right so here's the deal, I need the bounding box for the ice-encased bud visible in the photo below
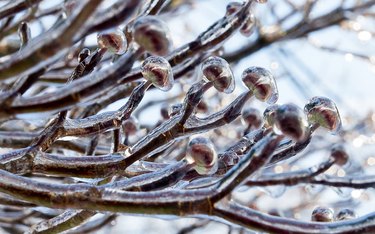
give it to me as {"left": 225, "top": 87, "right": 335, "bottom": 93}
{"left": 226, "top": 2, "right": 256, "bottom": 37}
{"left": 201, "top": 56, "right": 235, "bottom": 93}
{"left": 122, "top": 116, "right": 139, "bottom": 135}
{"left": 18, "top": 21, "right": 31, "bottom": 47}
{"left": 335, "top": 208, "right": 356, "bottom": 221}
{"left": 78, "top": 48, "right": 91, "bottom": 63}
{"left": 304, "top": 96, "right": 342, "bottom": 133}
{"left": 263, "top": 104, "right": 279, "bottom": 127}
{"left": 330, "top": 144, "right": 349, "bottom": 166}
{"left": 242, "top": 67, "right": 278, "bottom": 104}
{"left": 311, "top": 207, "right": 334, "bottom": 222}
{"left": 132, "top": 16, "right": 172, "bottom": 56}
{"left": 241, "top": 107, "right": 262, "bottom": 129}
{"left": 255, "top": 0, "right": 267, "bottom": 3}
{"left": 240, "top": 12, "right": 255, "bottom": 37}
{"left": 141, "top": 56, "right": 174, "bottom": 91}
{"left": 274, "top": 104, "right": 308, "bottom": 142}
{"left": 186, "top": 137, "right": 218, "bottom": 175}
{"left": 97, "top": 28, "right": 127, "bottom": 55}
{"left": 226, "top": 2, "right": 242, "bottom": 16}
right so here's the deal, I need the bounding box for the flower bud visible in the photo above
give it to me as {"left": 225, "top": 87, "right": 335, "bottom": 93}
{"left": 240, "top": 12, "right": 255, "bottom": 37}
{"left": 186, "top": 137, "right": 218, "bottom": 175}
{"left": 201, "top": 56, "right": 235, "bottom": 93}
{"left": 122, "top": 117, "right": 139, "bottom": 135}
{"left": 274, "top": 104, "right": 308, "bottom": 141}
{"left": 226, "top": 2, "right": 242, "bottom": 16}
{"left": 263, "top": 104, "right": 279, "bottom": 127}
{"left": 304, "top": 96, "right": 342, "bottom": 133}
{"left": 141, "top": 56, "right": 174, "bottom": 91}
{"left": 242, "top": 67, "right": 278, "bottom": 104}
{"left": 97, "top": 28, "right": 127, "bottom": 55}
{"left": 241, "top": 107, "right": 262, "bottom": 129}
{"left": 78, "top": 48, "right": 91, "bottom": 63}
{"left": 132, "top": 16, "right": 172, "bottom": 56}
{"left": 311, "top": 207, "right": 334, "bottom": 222}
{"left": 330, "top": 144, "right": 349, "bottom": 166}
{"left": 335, "top": 208, "right": 356, "bottom": 221}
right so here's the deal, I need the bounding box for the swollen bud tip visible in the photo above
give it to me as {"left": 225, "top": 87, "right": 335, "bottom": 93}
{"left": 273, "top": 103, "right": 308, "bottom": 142}
{"left": 78, "top": 48, "right": 91, "bottom": 63}
{"left": 132, "top": 16, "right": 172, "bottom": 56}
{"left": 122, "top": 117, "right": 139, "bottom": 135}
{"left": 97, "top": 28, "right": 127, "bottom": 55}
{"left": 241, "top": 107, "right": 262, "bottom": 129}
{"left": 141, "top": 56, "right": 174, "bottom": 91}
{"left": 304, "top": 96, "right": 342, "bottom": 134}
{"left": 242, "top": 67, "right": 278, "bottom": 104}
{"left": 311, "top": 207, "right": 334, "bottom": 222}
{"left": 330, "top": 144, "right": 349, "bottom": 166}
{"left": 201, "top": 56, "right": 235, "bottom": 93}
{"left": 335, "top": 208, "right": 356, "bottom": 221}
{"left": 186, "top": 137, "right": 218, "bottom": 175}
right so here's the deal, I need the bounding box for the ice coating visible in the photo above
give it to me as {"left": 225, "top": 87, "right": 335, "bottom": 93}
{"left": 241, "top": 107, "right": 262, "bottom": 129}
{"left": 241, "top": 67, "right": 278, "bottom": 104}
{"left": 186, "top": 137, "right": 218, "bottom": 175}
{"left": 201, "top": 56, "right": 235, "bottom": 93}
{"left": 78, "top": 48, "right": 91, "bottom": 63}
{"left": 335, "top": 208, "right": 356, "bottom": 221}
{"left": 141, "top": 56, "right": 174, "bottom": 91}
{"left": 263, "top": 104, "right": 279, "bottom": 127}
{"left": 304, "top": 96, "right": 342, "bottom": 133}
{"left": 240, "top": 12, "right": 255, "bottom": 37}
{"left": 273, "top": 103, "right": 308, "bottom": 142}
{"left": 226, "top": 2, "right": 242, "bottom": 16}
{"left": 132, "top": 16, "right": 172, "bottom": 56}
{"left": 97, "top": 28, "right": 127, "bottom": 55}
{"left": 311, "top": 207, "right": 334, "bottom": 222}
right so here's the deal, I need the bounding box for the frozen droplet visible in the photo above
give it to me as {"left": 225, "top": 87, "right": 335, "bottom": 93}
{"left": 331, "top": 144, "right": 349, "bottom": 166}
{"left": 242, "top": 67, "right": 278, "bottom": 104}
{"left": 201, "top": 56, "right": 235, "bottom": 93}
{"left": 186, "top": 137, "right": 218, "bottom": 175}
{"left": 304, "top": 96, "right": 342, "bottom": 133}
{"left": 122, "top": 116, "right": 139, "bottom": 135}
{"left": 226, "top": 2, "right": 242, "bottom": 16}
{"left": 261, "top": 185, "right": 286, "bottom": 198}
{"left": 241, "top": 107, "right": 262, "bottom": 129}
{"left": 240, "top": 12, "right": 255, "bottom": 37}
{"left": 78, "top": 48, "right": 91, "bottom": 63}
{"left": 132, "top": 16, "right": 172, "bottom": 56}
{"left": 274, "top": 104, "right": 308, "bottom": 142}
{"left": 263, "top": 104, "right": 279, "bottom": 127}
{"left": 311, "top": 207, "right": 334, "bottom": 222}
{"left": 141, "top": 56, "right": 174, "bottom": 91}
{"left": 335, "top": 208, "right": 356, "bottom": 221}
{"left": 97, "top": 28, "right": 127, "bottom": 55}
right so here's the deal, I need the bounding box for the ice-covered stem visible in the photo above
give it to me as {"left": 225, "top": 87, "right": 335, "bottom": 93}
{"left": 0, "top": 0, "right": 103, "bottom": 80}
